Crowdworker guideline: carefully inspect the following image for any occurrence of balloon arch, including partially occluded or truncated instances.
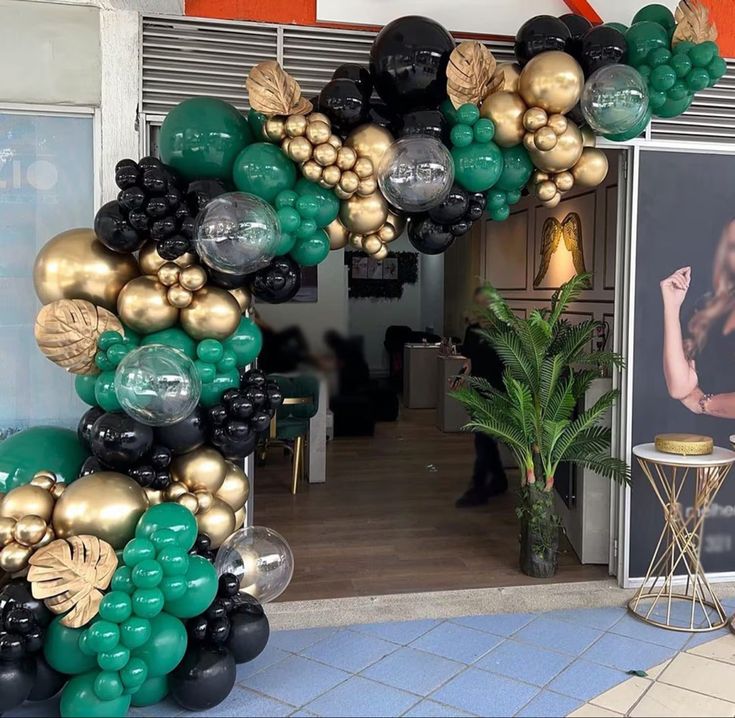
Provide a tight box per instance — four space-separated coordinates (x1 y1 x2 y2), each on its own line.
0 3 726 716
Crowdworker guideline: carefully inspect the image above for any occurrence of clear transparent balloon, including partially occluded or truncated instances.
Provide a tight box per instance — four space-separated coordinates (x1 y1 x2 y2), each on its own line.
580 65 649 135
215 525 294 603
193 192 281 275
114 345 202 426
377 137 455 212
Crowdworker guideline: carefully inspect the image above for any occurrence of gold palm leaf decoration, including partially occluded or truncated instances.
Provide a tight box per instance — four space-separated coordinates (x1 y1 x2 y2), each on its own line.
673 0 718 45
447 40 500 109
534 213 586 287
34 298 123 376
28 535 117 628
247 61 313 117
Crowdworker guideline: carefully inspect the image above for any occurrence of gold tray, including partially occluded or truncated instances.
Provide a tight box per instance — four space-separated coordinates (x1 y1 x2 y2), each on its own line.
655 433 713 456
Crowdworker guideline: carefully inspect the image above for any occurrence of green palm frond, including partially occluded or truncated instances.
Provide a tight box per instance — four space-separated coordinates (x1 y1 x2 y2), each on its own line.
549 273 590 325
563 454 631 484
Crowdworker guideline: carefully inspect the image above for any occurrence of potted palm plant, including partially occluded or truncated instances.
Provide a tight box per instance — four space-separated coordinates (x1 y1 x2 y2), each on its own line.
452 274 630 578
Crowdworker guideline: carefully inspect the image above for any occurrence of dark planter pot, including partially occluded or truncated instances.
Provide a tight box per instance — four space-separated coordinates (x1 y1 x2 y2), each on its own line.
519 520 559 578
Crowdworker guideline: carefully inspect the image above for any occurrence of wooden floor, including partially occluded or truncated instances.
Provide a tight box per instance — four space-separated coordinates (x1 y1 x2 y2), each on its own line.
254 408 608 602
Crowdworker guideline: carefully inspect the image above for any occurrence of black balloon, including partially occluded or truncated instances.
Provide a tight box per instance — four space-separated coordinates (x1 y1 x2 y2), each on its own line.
428 184 469 224
332 63 373 98
367 102 396 129
318 79 368 135
94 201 145 254
0 580 52 628
227 596 269 664
28 655 65 702
579 26 628 75
206 266 249 290
79 456 104 477
170 645 236 712
407 216 455 255
0 657 35 713
89 412 154 469
396 109 449 144
559 13 593 56
450 220 471 237
514 15 571 66
567 102 586 128
370 15 455 113
77 406 106 450
250 257 301 304
154 406 207 455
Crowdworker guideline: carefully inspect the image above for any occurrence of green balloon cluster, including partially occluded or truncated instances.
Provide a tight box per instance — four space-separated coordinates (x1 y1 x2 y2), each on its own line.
223 316 263 369
274 187 332 267
445 103 503 193
233 142 297 202
486 145 534 221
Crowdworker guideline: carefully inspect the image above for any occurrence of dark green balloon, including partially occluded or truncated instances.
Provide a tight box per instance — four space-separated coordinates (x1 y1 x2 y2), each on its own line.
495 145 533 192
625 21 670 67
604 109 652 141
232 143 297 202
94 371 121 412
655 94 693 118
45 617 97 675
160 97 252 182
222 317 263 368
60 672 131 718
131 612 187 677
200 368 240 407
75 374 98 406
290 231 330 267
130 675 169 707
294 178 340 227
632 4 675 33
136 503 198 552
141 328 197 359
0 427 88 492
247 108 267 140
451 142 503 193
164 555 218 619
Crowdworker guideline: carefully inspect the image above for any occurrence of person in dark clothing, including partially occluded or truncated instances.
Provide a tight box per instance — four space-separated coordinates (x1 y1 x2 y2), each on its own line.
454 287 508 507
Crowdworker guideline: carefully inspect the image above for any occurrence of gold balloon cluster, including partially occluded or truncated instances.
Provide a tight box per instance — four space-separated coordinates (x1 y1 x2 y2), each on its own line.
161 447 249 548
523 108 569 152
0 471 64 573
157 261 208 309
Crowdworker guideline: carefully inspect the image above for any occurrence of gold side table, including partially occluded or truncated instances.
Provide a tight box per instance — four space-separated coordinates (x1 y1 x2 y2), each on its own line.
629 443 735 632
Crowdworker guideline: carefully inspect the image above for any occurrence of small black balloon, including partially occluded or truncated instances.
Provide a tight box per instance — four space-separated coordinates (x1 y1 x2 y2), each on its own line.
94 201 145 254
318 78 368 135
242 369 267 388
129 465 155 487
428 184 469 224
170 645 236 712
397 109 449 144
149 445 172 469
208 617 231 645
142 167 168 195
229 396 254 420
195 534 212 551
214 432 257 461
0 580 52 628
250 257 302 304
127 209 150 232
6 607 33 635
514 15 571 66
579 25 628 75
206 266 250 290
138 156 162 172
367 101 396 129
450 220 472 237
150 217 177 241
155 406 207 455
145 196 169 219
158 235 190 260
225 421 250 441
115 162 140 191
189 615 209 643
207 405 229 427
227 596 270 664
0 656 35 713
218 573 240 598
89 412 154 469
152 471 171 491
332 63 373 98
467 202 484 221
0 631 25 661
24 628 44 655
118 186 147 212
407 215 455 255
559 13 593 56
28 655 65 702
470 192 487 211
267 389 284 409
79 456 104 477
78 406 106 449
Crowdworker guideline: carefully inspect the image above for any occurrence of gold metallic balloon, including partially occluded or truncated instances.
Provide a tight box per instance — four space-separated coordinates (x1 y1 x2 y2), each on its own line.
117 276 179 334
327 134 343 149
265 117 287 141
52 472 149 550
309 112 330 126
157 262 180 287
378 224 396 243
314 143 338 167
554 170 575 192
0 542 33 573
339 171 360 194
340 191 389 235
178 493 199 514
532 170 550 183
321 165 341 187
345 124 394 169
218 462 250 510
528 122 583 173
497 62 522 92
30 471 56 491
480 91 526 148
547 113 568 136
336 146 357 171
386 211 406 238
167 285 193 309
325 218 350 250
334 186 352 201
534 126 558 151
306 120 331 145
165 483 188 501
281 137 292 155
139 242 195 275
543 193 562 208
302 160 323 182
13 516 47 547
195 490 214 513
353 157 374 179
519 51 584 115
197 498 236 549
179 265 207 292
145 489 164 506
0 517 15 545
349 234 365 249
523 107 548 132
363 234 383 255
171 446 227 494
285 114 308 137
523 133 537 152
572 148 609 188
288 136 313 163
581 125 597 148
229 287 252 313
34 229 140 312
180 286 241 341
357 177 378 196
374 245 389 260
0 485 55 522
536 180 558 202
36 526 55 549
234 507 246 530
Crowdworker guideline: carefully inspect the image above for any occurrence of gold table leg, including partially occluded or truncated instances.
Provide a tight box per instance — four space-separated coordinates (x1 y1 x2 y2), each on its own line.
628 458 732 632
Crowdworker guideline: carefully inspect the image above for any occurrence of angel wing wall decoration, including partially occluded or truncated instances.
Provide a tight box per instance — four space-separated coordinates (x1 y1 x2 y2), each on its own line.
533 212 587 287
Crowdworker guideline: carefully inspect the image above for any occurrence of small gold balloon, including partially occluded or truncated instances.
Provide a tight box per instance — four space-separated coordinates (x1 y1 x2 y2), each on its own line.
543 193 562 208
340 191 389 235
196 499 236 549
171 446 228 494
179 265 207 292
534 126 558 151
374 244 389 260
288 136 313 163
345 124 394 169
167 285 193 309
234 507 246 530
581 125 597 148
36 526 55 548
321 165 341 187
308 112 331 126
139 242 195 275
336 146 358 171
334 186 352 201
281 137 292 155
547 113 568 136
165 482 189 501
327 134 343 149
180 286 241 341
117 276 179 334
386 211 406 238
532 170 550 183
497 62 522 92
353 157 374 179
50 484 65 500
178 493 199 514
265 117 287 141
554 170 575 192
217 462 250 510
302 160 323 182
523 107 548 132
145 489 164 506
325 218 350 250
13 515 47 547
349 234 365 249
363 235 383 255
572 147 609 188
519 51 584 115
195 491 214 513
523 133 537 151
306 120 331 145
1 485 55 522
314 143 338 167
157 262 181 287
339 170 360 194
480 91 526 148
378 224 397 243
0 542 33 573
52 472 148 550
284 114 308 137
229 287 251 313
357 177 378 196
30 472 56 491
527 122 583 173
34 229 140 312
0 517 15 545
536 180 558 202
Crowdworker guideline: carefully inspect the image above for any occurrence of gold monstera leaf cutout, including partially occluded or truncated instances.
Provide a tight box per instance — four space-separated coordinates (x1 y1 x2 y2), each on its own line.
673 0 718 45
34 299 123 376
447 40 499 109
247 61 313 117
28 535 117 628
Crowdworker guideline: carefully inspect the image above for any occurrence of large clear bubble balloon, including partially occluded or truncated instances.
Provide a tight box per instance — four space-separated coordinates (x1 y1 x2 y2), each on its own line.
581 64 649 136
215 526 294 603
114 345 201 427
377 137 454 213
194 192 281 276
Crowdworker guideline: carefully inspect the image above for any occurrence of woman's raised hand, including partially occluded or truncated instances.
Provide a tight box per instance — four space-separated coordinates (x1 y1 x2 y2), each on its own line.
660 266 691 309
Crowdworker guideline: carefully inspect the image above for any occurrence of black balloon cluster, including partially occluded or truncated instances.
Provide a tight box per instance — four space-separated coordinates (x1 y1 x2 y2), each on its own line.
318 63 373 136
170 574 269 712
190 533 218 563
207 370 284 459
249 256 302 304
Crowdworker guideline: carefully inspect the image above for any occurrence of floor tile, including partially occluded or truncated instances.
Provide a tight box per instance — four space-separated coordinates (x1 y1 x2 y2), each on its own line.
361 646 464 696
475 639 572 687
608 614 692 650
198 686 293 717
403 699 475 717
547 607 626 632
629 680 735 717
513 616 602 656
643 659 670 679
688 635 735 664
658 651 735 703
349 619 441 646
589 675 652 714
409 622 502 664
450 612 536 637
270 627 338 654
246 654 350 707
304 676 418 717
303 629 397 673
581 632 674 673
515 690 582 717
237 643 290 681
568 705 623 717
129 698 183 717
290 712 318 717
547 659 627 701
686 628 730 650
430 667 538 716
